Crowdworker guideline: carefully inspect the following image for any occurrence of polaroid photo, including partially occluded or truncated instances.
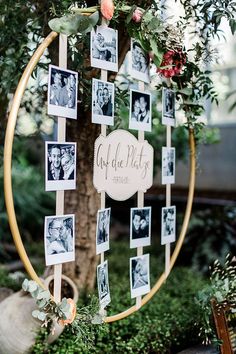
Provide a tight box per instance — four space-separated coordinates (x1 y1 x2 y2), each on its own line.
96 208 111 255
162 87 175 126
130 254 150 299
47 65 78 119
162 147 175 184
130 207 151 248
129 38 150 83
161 206 176 245
129 89 152 132
92 79 115 126
97 260 111 308
45 142 76 191
91 26 118 72
44 214 75 266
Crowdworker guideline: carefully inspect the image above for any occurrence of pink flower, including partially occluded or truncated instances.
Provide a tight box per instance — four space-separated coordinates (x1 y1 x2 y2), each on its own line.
157 49 186 78
132 8 144 23
100 0 114 21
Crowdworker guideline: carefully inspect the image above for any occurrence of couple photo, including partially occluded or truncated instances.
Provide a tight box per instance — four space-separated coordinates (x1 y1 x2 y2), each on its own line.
130 254 150 298
45 142 76 191
130 39 150 83
162 87 175 126
48 65 78 119
161 206 176 245
97 260 111 307
44 215 75 266
129 90 152 132
130 207 151 248
91 26 118 72
96 208 110 254
162 147 175 185
92 79 114 125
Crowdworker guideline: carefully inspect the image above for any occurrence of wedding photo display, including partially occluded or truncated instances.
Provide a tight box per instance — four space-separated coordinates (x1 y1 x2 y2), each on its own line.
162 87 175 126
44 214 75 266
162 147 175 184
97 260 111 307
91 26 118 72
92 79 114 125
130 207 151 248
130 254 150 298
130 38 150 83
45 142 76 191
96 208 111 255
129 89 152 132
161 206 176 245
47 65 78 119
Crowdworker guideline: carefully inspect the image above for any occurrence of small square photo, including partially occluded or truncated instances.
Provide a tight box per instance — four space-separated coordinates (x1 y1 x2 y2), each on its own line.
44 215 75 266
45 142 76 191
129 89 152 132
130 207 151 248
92 79 114 125
162 88 175 126
161 206 176 245
162 147 175 184
91 26 118 72
130 254 150 298
96 208 111 255
47 65 78 119
130 38 150 83
97 260 111 308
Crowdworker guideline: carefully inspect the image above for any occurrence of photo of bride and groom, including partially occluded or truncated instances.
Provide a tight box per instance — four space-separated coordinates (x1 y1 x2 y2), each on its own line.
92 78 114 125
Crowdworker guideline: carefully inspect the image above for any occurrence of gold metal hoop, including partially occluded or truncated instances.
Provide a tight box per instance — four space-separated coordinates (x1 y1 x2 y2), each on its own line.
3 31 195 322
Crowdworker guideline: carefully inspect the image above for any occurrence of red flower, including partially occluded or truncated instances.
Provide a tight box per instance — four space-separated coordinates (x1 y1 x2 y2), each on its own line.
132 8 144 23
100 0 115 21
157 50 186 78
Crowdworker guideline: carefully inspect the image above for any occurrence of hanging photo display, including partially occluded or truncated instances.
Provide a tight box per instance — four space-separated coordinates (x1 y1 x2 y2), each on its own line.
130 207 151 248
96 208 111 255
161 206 176 245
91 26 118 72
162 87 175 126
129 89 152 132
93 130 154 201
45 142 76 191
129 38 150 83
92 79 115 126
44 214 75 266
47 65 78 119
162 147 175 184
130 254 150 298
97 260 111 308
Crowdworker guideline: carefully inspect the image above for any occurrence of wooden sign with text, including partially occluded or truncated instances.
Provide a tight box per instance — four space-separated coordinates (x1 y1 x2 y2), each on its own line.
93 130 154 201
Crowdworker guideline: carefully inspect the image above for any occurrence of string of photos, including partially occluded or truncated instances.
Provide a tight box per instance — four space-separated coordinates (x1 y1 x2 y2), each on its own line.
21 0 235 334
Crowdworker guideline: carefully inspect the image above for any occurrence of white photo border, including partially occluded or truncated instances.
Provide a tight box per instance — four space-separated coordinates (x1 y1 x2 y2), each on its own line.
162 146 175 185
47 64 78 120
90 26 118 72
92 79 115 126
161 206 176 245
162 87 176 126
44 214 75 266
130 207 151 249
129 38 150 84
97 260 111 308
129 89 152 132
130 254 150 298
96 207 111 255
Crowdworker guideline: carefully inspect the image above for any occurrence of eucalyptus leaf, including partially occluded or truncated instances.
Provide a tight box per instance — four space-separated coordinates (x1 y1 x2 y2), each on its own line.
22 279 29 291
28 281 38 293
32 310 40 318
38 311 47 321
37 290 51 301
37 298 47 309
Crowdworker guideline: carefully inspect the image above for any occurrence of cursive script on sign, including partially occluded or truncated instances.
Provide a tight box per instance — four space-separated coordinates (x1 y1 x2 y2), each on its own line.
93 130 154 201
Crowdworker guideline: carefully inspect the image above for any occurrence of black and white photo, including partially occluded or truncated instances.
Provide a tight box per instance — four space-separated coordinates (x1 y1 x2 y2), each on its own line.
97 260 111 307
130 254 150 298
96 208 111 254
129 89 152 132
162 87 175 126
44 215 75 266
91 26 118 72
130 38 150 83
92 79 114 125
161 206 176 245
45 142 76 191
47 65 78 119
162 147 175 184
130 207 151 248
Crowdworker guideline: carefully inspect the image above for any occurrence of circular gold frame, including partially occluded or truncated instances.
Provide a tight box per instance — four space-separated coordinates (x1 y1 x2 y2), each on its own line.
3 32 196 323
